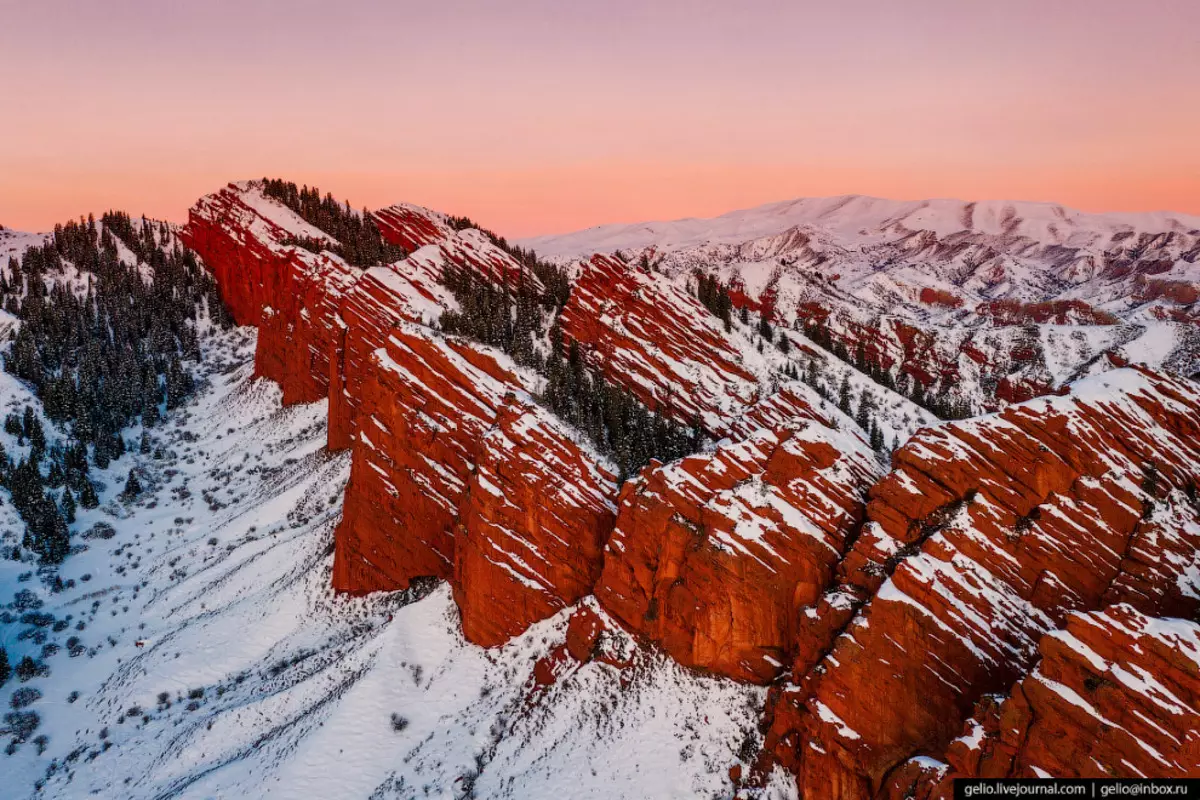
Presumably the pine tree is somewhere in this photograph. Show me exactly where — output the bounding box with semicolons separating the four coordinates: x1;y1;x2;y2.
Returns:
61;487;76;523
79;479;99;509
122;469;142;499
0;647;9;687
838;374;853;415
855;389;872;431
758;315;774;342
869;420;885;451
93;442;110;470
36;500;70;563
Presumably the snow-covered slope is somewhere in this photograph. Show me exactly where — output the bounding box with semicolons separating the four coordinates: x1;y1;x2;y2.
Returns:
520;194;1200;406
521;194;1200;262
4;182;1197;800
1;328;774;800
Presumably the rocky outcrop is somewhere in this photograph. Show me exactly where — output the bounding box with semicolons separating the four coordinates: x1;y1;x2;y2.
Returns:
185;183;534;425
763;367;1200;798
558;254;760;435
188;182;615;645
331;322;537;593
976;299;1119;326
181;181;360;404
943;605;1200;781
596;384;880;683
454;396;618;647
190;179;1200;797
326;253;455;450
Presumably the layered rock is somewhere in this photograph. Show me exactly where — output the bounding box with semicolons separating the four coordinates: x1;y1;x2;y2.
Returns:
189;178;1200;796
327;253;456;450
596;384;880;683
185;183;535;424
331;322;537;593
182;181;360;404
943;605;1200;781
453;396;618;646
558;254;760;435
765;367;1200;798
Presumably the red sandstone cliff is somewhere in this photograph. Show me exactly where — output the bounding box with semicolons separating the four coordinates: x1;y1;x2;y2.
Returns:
941;605;1200;783
186;179;1200;796
597;384;880;683
558;254;761;436
181;181;359;404
454;396;618;647
330;321;538;592
761;367;1200;798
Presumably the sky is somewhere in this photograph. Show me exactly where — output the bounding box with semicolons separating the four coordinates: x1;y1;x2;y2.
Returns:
1;0;1197;237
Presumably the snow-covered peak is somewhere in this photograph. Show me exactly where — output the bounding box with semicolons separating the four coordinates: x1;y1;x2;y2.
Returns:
519;194;1200;258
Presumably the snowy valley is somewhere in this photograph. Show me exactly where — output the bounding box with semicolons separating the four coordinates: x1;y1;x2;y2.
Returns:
0;183;1198;799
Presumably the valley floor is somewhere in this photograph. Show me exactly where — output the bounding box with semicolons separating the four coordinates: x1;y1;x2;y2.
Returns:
0;328;784;800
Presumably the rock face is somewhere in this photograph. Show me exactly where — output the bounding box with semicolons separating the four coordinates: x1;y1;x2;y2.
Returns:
326;254;456;450
944;605;1200;781
332;320;625;646
454;396;618;647
331;322;537;593
763;367;1200;798
597;384;880;683
187;182;619;648
189;179;1200;796
184;183;533;434
182;181;360;404
558;254;760;435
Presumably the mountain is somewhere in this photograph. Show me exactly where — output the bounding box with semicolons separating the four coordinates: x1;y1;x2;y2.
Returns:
522;195;1200;409
0;181;1197;799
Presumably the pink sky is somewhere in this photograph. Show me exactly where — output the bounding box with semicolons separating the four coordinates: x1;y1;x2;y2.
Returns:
2;0;1197;238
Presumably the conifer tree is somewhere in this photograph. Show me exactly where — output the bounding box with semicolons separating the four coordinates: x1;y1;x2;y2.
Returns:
79;479;99;510
869;420;885;451
61;487;76;523
838;375;853;415
122;469;142;499
856;389;872;431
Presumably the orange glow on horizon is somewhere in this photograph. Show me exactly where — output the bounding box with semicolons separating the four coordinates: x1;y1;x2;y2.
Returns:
1;1;1197;237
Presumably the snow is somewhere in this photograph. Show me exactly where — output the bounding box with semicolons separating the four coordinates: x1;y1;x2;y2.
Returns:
812;700;860;741
519;192;1200;409
230;180;338;246
519;194;1200;259
0;327;766;800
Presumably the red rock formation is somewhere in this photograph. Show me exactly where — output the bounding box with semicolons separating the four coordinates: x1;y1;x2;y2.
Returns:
942;605;1200;781
372;203;457;251
558;254;760;435
331;322;537;593
188;178;1200;797
918;287;964;310
185;183;534;425
976;299;1119;326
453;395;618;647
181;181;359;404
596;385;880;683
327;254;455;450
189;182;617;646
530;601;637;689
765;367;1200;798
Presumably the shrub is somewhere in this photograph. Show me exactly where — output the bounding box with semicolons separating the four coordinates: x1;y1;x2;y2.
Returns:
10;687;41;709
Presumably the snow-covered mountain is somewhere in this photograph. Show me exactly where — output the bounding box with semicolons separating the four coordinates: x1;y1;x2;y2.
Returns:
1;182;1198;800
522;195;1200;259
521;194;1200;408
